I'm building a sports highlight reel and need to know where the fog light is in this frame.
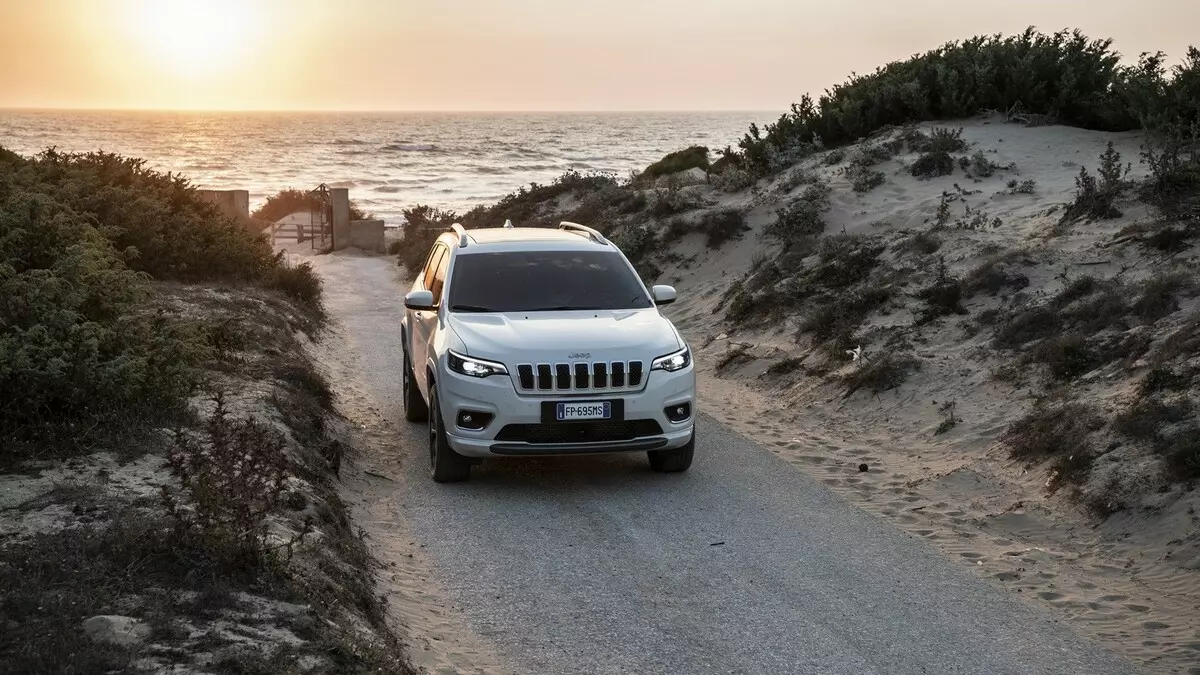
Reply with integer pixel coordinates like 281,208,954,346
456,410,493,430
665,403,691,423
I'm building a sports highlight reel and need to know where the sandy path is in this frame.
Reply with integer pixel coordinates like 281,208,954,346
310,250,1138,675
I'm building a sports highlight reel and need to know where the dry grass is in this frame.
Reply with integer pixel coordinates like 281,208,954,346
843,353,919,398
1003,402,1103,487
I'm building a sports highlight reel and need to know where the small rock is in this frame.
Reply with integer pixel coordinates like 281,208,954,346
82,615,150,647
858,463,869,473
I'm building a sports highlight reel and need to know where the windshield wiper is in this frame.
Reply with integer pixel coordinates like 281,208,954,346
450,304,497,313
524,305,607,312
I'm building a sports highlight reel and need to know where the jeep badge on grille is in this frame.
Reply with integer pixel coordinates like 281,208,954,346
568,352,591,360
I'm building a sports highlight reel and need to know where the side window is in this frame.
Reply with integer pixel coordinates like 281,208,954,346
428,250,450,302
421,245,446,291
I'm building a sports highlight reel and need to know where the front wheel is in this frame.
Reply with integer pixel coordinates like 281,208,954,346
648,433,695,473
429,385,471,483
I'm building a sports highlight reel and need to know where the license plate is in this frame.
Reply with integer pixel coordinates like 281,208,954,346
556,401,611,421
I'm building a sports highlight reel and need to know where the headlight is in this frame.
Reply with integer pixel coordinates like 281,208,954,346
447,351,508,378
651,347,691,372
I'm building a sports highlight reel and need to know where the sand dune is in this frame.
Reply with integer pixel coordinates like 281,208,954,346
646,118,1199,673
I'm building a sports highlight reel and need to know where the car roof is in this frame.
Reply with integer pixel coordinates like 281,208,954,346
444,226,611,253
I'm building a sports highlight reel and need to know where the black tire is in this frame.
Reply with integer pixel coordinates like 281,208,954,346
402,349,428,423
648,433,695,473
429,385,470,483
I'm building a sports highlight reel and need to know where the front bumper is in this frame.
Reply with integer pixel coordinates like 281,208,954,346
436,363,695,458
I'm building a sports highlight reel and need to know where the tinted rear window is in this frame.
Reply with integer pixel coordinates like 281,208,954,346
447,250,653,313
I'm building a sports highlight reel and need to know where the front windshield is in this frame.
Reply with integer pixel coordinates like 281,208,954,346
447,250,654,313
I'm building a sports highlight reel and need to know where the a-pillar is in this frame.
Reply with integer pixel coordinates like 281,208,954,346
330,188,351,250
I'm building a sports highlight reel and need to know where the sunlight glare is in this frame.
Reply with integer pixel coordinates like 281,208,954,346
129,0,259,78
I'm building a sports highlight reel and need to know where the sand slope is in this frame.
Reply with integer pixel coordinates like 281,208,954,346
652,118,1200,673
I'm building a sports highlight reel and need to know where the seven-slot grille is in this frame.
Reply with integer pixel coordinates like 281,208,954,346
517,361,644,391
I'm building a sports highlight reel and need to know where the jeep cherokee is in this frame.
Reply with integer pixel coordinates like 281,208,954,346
400,221,696,482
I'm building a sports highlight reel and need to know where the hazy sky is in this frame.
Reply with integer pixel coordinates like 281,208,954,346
0,0,1196,111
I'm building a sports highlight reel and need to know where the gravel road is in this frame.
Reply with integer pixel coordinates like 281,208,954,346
318,252,1138,675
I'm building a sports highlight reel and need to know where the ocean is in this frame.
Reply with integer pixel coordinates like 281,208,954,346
0,110,769,225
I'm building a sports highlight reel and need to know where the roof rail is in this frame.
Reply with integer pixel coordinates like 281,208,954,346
559,221,608,245
503,219,514,229
449,223,469,247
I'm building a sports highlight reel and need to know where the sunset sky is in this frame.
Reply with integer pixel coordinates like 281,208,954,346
1,0,1196,112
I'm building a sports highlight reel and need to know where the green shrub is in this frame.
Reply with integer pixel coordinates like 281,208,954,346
965,151,1003,178
395,205,458,277
737,29,1195,175
698,209,749,249
914,127,968,153
851,168,886,192
269,256,324,313
0,190,206,449
0,149,324,455
1060,142,1129,222
459,170,618,229
768,183,831,241
911,151,956,178
21,150,275,281
642,146,710,180
1002,178,1038,194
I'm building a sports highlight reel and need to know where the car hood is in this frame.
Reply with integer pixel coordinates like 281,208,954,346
447,309,682,364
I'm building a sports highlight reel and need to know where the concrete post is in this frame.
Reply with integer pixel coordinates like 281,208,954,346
330,188,350,251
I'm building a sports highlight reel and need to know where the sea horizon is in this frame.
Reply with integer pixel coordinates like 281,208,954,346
1,109,771,224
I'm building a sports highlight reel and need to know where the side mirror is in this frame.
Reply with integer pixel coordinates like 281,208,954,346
651,285,677,306
404,289,436,310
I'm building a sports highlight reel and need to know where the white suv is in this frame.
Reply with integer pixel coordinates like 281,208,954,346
400,221,696,482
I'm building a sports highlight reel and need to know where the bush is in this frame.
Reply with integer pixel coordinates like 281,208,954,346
14,150,275,281
1002,178,1038,194
960,251,1032,297
712,166,755,192
0,189,208,450
1060,142,1129,222
737,29,1189,175
902,231,942,255
914,127,968,153
768,183,831,241
459,170,618,229
965,151,1003,178
1003,402,1102,474
269,256,324,313
850,168,886,193
252,187,371,223
916,257,966,323
843,353,918,398
642,146,709,180
162,393,303,567
395,205,458,276
0,146,329,459
911,151,956,178
698,209,749,249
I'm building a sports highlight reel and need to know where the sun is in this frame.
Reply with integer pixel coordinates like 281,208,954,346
128,0,258,78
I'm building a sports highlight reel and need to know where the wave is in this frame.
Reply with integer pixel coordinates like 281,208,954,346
382,143,438,152
373,186,404,193
332,138,368,146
